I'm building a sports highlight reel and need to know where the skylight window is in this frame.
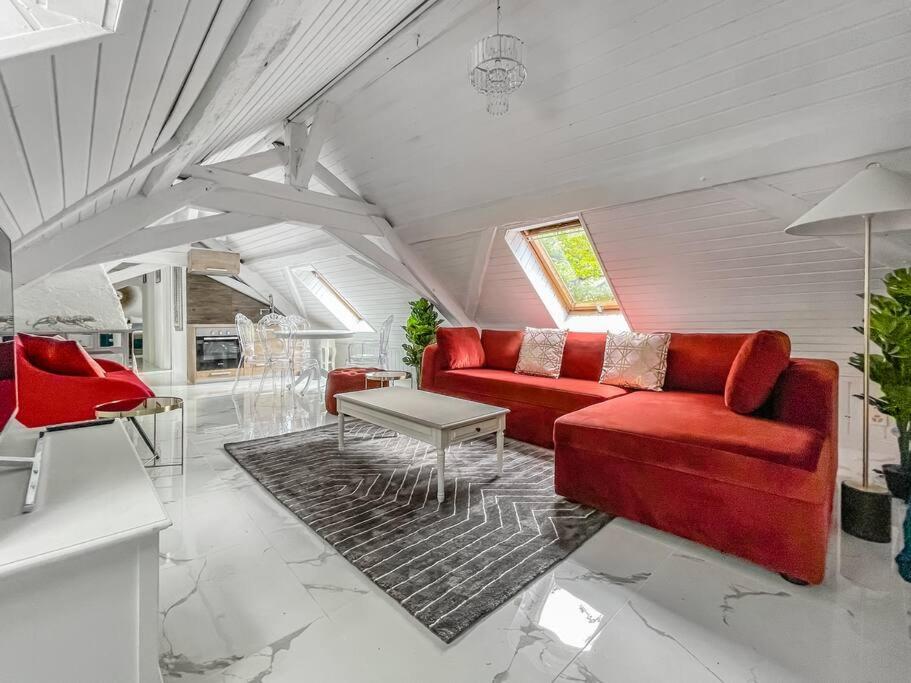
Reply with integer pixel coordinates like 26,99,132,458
522,221,617,313
291,266,373,333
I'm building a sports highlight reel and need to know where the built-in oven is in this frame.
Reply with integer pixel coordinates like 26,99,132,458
188,325,242,383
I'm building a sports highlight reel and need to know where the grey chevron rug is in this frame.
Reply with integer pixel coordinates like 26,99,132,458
223,420,611,643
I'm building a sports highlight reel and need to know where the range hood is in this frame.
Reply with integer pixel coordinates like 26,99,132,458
187,248,241,276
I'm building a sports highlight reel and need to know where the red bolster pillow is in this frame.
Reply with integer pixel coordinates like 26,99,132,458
725,330,791,414
436,327,485,370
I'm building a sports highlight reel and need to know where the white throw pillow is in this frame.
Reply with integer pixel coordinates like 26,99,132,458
515,327,568,379
599,331,671,391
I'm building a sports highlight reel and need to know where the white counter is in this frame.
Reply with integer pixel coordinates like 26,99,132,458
0,420,171,682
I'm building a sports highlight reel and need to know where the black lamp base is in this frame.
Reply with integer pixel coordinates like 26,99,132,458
841,480,891,543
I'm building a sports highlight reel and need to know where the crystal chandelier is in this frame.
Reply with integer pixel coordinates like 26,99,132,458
468,1,526,116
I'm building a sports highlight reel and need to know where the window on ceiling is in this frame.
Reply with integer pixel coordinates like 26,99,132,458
291,266,373,333
522,220,618,313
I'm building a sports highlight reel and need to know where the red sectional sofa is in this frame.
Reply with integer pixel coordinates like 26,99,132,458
14,333,154,428
421,329,839,584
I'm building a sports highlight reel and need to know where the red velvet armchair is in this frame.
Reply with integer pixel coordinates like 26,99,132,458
15,333,153,428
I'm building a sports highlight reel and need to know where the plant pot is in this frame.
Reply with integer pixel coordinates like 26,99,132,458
880,464,911,501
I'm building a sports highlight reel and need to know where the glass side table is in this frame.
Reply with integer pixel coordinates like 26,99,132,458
365,370,412,388
95,396,184,473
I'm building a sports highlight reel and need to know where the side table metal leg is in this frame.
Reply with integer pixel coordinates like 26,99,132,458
128,416,156,456
153,412,160,461
338,412,345,452
436,448,446,503
180,405,185,474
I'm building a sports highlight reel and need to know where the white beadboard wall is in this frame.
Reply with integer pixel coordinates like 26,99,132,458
0,0,244,238
309,256,416,372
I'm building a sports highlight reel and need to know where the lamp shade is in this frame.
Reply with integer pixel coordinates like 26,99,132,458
786,164,911,237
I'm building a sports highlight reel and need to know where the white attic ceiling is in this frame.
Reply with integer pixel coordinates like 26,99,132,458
0,0,426,242
313,0,911,241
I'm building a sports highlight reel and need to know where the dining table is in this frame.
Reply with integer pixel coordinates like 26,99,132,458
278,328,356,390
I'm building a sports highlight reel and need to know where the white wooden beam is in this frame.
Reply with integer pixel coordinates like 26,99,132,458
285,101,337,189
109,263,167,285
206,147,286,176
304,163,474,325
183,164,382,234
114,250,189,268
184,165,378,216
465,226,496,320
312,163,361,201
14,178,214,286
289,0,488,122
372,217,473,326
13,139,179,252
143,0,304,195
198,189,382,236
321,227,429,299
69,213,275,270
283,266,307,315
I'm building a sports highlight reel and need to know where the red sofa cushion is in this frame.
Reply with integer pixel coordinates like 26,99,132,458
18,333,105,378
434,367,627,413
436,327,485,370
554,391,825,477
560,332,606,381
0,339,13,379
725,331,791,414
481,329,523,370
663,333,749,393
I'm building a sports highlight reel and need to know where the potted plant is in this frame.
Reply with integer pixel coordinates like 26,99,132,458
849,267,911,499
401,298,442,388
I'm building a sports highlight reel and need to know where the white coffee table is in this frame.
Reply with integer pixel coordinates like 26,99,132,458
335,388,509,502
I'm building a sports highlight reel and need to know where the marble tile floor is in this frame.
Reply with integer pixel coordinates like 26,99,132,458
143,382,911,682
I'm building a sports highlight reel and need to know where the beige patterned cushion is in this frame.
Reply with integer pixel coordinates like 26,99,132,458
515,327,568,378
599,331,671,391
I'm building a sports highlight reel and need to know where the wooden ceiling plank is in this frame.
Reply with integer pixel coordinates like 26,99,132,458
86,0,150,194
108,0,189,179
143,0,306,196
1,53,64,220
53,39,99,208
133,0,221,164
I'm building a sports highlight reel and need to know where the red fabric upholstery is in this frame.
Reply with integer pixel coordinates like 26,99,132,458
436,327,485,370
18,332,105,377
663,332,749,393
725,331,791,414
423,329,838,583
14,336,154,428
436,368,627,413
0,342,13,427
560,332,606,381
325,367,383,415
0,378,14,430
0,340,13,379
480,329,523,370
554,391,824,475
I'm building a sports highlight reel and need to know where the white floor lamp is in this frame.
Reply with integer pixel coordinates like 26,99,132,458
786,162,911,543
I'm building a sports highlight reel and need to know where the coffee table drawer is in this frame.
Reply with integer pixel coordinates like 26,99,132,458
448,418,501,443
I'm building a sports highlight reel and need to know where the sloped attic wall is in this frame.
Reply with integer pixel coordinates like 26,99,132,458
248,253,419,372
410,149,911,373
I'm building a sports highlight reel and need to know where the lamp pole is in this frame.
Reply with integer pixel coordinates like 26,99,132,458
862,214,871,488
